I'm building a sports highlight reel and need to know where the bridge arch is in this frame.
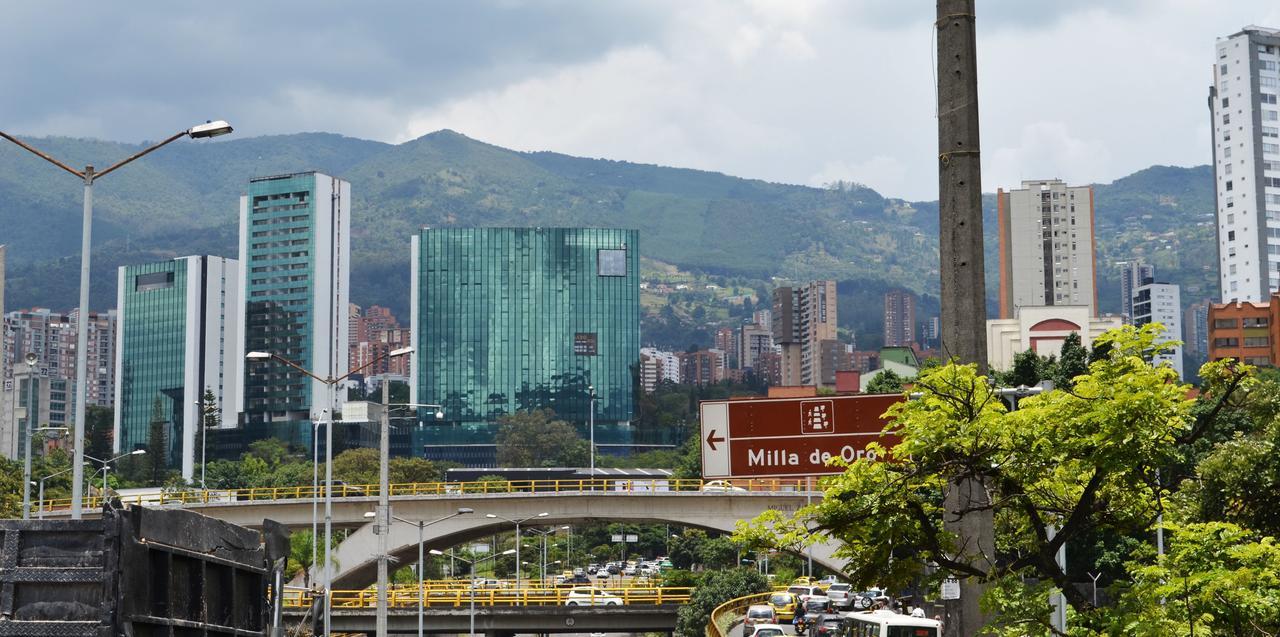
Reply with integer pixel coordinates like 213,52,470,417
323,492,843,588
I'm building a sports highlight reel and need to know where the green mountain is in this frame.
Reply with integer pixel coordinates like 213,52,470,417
0,130,1214,348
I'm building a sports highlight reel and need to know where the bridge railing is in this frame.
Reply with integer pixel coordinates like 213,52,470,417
281,586,693,608
707,591,773,637
34,477,816,514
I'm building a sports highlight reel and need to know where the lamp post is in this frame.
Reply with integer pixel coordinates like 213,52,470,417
587,385,596,479
37,465,74,519
431,548,514,637
84,449,147,500
524,527,560,585
366,507,472,637
245,345,412,636
22,419,68,520
484,512,547,585
1,120,234,520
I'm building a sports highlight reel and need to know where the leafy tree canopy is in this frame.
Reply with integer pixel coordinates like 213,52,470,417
494,409,589,467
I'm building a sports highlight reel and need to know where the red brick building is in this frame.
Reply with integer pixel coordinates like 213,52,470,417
1208,296,1278,366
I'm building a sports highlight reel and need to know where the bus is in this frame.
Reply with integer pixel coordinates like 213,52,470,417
840,610,940,637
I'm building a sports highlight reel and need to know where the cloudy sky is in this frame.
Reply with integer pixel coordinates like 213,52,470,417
2,1,1278,200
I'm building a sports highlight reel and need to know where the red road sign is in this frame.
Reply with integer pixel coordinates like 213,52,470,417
700,394,904,479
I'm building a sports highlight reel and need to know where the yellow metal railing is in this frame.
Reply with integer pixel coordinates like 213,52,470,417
281,586,693,608
707,591,772,637
34,477,814,514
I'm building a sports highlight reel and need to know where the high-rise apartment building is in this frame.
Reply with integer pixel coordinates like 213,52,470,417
1119,261,1157,322
1211,26,1280,301
2,308,115,408
1132,281,1184,379
0,360,70,460
739,322,774,372
1184,299,1212,355
997,179,1097,317
237,172,351,433
412,228,639,465
772,281,839,387
714,328,737,369
883,289,916,347
639,347,680,392
114,256,240,479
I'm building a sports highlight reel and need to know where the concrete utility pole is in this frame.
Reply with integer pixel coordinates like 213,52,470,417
935,1,991,636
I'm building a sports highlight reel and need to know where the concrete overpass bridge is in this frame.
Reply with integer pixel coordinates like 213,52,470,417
37,478,842,585
286,605,682,636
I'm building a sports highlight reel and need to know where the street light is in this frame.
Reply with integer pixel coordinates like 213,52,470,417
22,423,68,520
524,526,563,585
246,345,412,636
587,385,597,478
84,449,146,500
364,507,472,637
430,548,515,637
485,512,547,584
1,120,233,520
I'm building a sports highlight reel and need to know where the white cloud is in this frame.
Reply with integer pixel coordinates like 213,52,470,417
985,122,1112,190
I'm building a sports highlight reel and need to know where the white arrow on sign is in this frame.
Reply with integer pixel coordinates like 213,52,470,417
700,402,730,478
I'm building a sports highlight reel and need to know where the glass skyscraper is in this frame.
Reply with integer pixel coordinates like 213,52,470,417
411,228,639,465
237,172,350,438
114,256,239,479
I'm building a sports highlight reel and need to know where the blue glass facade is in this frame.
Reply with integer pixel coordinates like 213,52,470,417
413,228,640,465
116,260,188,464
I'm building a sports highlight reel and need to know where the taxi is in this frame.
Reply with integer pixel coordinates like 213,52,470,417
767,591,799,622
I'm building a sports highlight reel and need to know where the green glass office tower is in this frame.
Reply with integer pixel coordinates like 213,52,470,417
114,256,240,480
411,228,639,465
238,172,350,436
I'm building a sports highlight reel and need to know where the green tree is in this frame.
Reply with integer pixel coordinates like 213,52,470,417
331,448,380,485
736,325,1251,631
85,405,113,461
1002,348,1048,387
494,410,589,467
1051,332,1089,390
864,369,904,394
1189,415,1280,537
389,457,446,483
674,568,768,637
1110,521,1280,635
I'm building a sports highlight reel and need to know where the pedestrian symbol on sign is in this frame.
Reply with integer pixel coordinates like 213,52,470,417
800,400,834,434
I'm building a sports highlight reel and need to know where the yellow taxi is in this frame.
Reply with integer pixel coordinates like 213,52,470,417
767,591,799,622
791,576,815,585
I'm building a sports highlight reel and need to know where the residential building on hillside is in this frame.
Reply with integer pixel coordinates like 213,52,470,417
64,309,116,408
1208,295,1278,366
883,290,916,347
237,172,351,445
0,359,70,460
997,179,1097,317
1119,261,1156,322
714,328,737,369
348,305,409,377
987,306,1122,372
114,256,240,479
639,349,681,393
679,349,723,386
754,350,782,386
412,228,639,465
1132,281,1184,379
739,322,773,372
1210,26,1280,302
1184,299,1212,355
773,280,839,387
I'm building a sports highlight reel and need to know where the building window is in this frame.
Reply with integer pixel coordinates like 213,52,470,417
1215,318,1239,329
1263,94,1278,105
1244,317,1270,327
1214,337,1240,347
1227,180,1234,191
1222,97,1230,108
597,249,627,276
1223,113,1231,125
1245,336,1271,348
135,271,175,292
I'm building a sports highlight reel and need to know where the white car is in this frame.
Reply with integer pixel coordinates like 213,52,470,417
595,569,611,579
565,586,622,606
701,480,747,493
747,624,787,637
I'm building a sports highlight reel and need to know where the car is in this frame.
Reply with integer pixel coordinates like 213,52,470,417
786,585,826,603
622,565,637,576
826,582,854,608
573,567,586,576
791,576,816,585
564,586,622,606
817,575,840,586
606,564,620,574
744,604,776,634
800,596,833,617
850,587,892,611
701,479,747,492
813,613,845,636
560,574,591,586
767,591,799,622
748,623,787,637
595,569,611,580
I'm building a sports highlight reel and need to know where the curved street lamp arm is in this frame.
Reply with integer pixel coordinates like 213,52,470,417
0,131,85,179
94,130,188,180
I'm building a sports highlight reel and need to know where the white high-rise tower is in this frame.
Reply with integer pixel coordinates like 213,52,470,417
1212,26,1280,302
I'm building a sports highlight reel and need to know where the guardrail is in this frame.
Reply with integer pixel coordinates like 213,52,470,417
281,586,693,608
34,477,815,515
388,579,672,592
707,591,772,637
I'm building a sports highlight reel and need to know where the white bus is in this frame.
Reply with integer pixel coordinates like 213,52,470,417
840,610,940,637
